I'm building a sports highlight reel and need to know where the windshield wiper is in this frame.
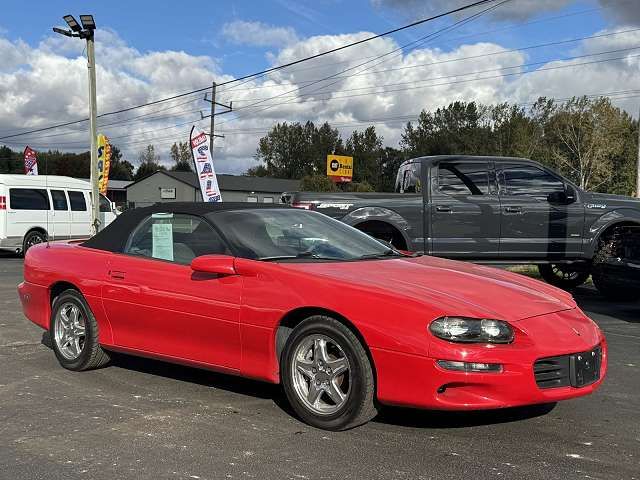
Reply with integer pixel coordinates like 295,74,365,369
358,249,403,260
258,252,340,261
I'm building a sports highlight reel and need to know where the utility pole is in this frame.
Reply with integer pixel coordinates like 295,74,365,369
53,15,99,234
202,83,232,156
637,103,640,198
87,32,99,233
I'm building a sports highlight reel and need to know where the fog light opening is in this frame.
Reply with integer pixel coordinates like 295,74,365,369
437,360,502,373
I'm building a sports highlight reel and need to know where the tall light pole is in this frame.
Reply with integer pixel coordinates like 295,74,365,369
53,14,100,234
637,103,640,198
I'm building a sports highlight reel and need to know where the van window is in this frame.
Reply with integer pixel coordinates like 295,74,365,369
68,191,87,211
9,188,50,210
100,194,112,213
50,190,68,210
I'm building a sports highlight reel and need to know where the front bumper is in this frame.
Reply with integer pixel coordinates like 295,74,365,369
371,308,607,410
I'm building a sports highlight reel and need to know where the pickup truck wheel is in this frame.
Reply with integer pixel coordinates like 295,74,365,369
592,269,639,302
537,264,590,290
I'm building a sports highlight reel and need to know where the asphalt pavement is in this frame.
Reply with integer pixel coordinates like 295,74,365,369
1,252,638,480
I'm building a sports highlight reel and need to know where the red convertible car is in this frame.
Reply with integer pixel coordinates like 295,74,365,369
18,203,606,430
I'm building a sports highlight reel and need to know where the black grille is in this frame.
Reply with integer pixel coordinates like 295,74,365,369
534,347,602,389
534,355,571,389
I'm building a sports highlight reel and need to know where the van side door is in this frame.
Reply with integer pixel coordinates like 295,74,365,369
49,189,71,239
67,190,91,238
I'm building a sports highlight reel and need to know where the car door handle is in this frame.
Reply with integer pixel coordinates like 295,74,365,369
504,206,522,214
436,206,452,213
109,270,126,280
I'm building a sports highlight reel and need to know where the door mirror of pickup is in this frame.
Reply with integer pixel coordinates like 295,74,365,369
547,188,576,205
191,255,236,275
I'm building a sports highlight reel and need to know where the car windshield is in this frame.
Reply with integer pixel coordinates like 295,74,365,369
207,209,401,261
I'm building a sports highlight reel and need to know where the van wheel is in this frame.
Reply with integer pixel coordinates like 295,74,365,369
538,264,590,290
22,230,47,254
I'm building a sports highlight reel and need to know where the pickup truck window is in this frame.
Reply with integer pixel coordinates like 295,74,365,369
438,163,489,195
395,162,421,193
501,164,564,198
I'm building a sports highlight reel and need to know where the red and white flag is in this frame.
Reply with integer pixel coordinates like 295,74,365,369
24,146,38,175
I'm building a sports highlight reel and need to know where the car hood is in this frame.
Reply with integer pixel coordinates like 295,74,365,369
585,191,640,208
279,256,576,322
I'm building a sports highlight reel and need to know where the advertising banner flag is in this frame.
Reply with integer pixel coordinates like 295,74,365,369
97,134,112,195
24,146,38,175
190,126,222,203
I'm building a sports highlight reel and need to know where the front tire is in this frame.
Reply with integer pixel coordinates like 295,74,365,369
50,289,110,371
592,269,639,302
538,264,590,290
281,316,377,430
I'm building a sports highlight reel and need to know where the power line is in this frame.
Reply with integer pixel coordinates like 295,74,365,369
0,0,499,142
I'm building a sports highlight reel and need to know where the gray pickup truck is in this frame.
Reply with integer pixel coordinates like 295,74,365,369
288,155,640,299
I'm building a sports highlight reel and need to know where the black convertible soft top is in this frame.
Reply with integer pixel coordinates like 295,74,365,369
82,202,289,253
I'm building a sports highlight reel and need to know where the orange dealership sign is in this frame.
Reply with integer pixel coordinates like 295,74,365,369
326,154,353,182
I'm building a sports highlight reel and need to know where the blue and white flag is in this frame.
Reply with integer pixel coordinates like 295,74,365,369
190,127,222,203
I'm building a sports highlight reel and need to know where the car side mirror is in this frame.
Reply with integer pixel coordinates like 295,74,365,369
191,255,237,275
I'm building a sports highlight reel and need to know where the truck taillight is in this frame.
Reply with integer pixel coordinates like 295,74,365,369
291,202,315,210
0,196,5,210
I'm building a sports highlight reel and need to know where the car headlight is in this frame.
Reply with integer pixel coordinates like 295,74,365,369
429,317,514,344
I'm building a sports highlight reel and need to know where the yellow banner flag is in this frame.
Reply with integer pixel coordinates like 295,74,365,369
97,134,111,195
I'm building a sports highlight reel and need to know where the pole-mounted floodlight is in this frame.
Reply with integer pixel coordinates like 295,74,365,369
52,14,100,235
52,27,74,37
79,15,96,30
63,14,82,32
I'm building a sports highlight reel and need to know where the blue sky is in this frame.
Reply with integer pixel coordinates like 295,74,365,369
0,0,610,76
0,0,638,172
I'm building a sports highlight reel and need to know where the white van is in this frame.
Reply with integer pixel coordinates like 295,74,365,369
0,175,118,254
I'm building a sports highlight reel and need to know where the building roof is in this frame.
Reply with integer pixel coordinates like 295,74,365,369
127,170,300,193
79,178,133,190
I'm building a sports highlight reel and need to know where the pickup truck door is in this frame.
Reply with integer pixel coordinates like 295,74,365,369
429,160,501,259
497,162,584,259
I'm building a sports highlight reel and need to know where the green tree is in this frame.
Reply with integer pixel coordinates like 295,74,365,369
169,141,193,172
345,126,384,187
135,145,165,180
300,174,337,192
108,145,134,180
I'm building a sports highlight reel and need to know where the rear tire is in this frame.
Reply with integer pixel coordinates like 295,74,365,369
592,269,639,302
50,289,110,371
538,264,590,290
22,230,47,255
281,316,377,431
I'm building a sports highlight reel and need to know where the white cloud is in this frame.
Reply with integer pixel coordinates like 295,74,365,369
1,26,638,175
221,20,299,48
371,0,573,22
372,0,640,25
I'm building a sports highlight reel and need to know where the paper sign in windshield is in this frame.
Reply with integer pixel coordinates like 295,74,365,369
152,223,174,261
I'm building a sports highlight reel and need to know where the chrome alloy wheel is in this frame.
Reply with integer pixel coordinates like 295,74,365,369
291,334,351,415
54,302,86,360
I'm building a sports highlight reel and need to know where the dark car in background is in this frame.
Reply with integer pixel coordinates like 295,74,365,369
289,155,640,299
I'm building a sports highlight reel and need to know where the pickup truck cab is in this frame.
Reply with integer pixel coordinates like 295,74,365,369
290,155,640,297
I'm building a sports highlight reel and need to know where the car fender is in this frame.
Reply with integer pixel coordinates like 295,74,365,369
585,208,640,257
341,207,412,246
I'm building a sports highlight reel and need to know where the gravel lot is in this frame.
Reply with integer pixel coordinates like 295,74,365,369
1,252,638,480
